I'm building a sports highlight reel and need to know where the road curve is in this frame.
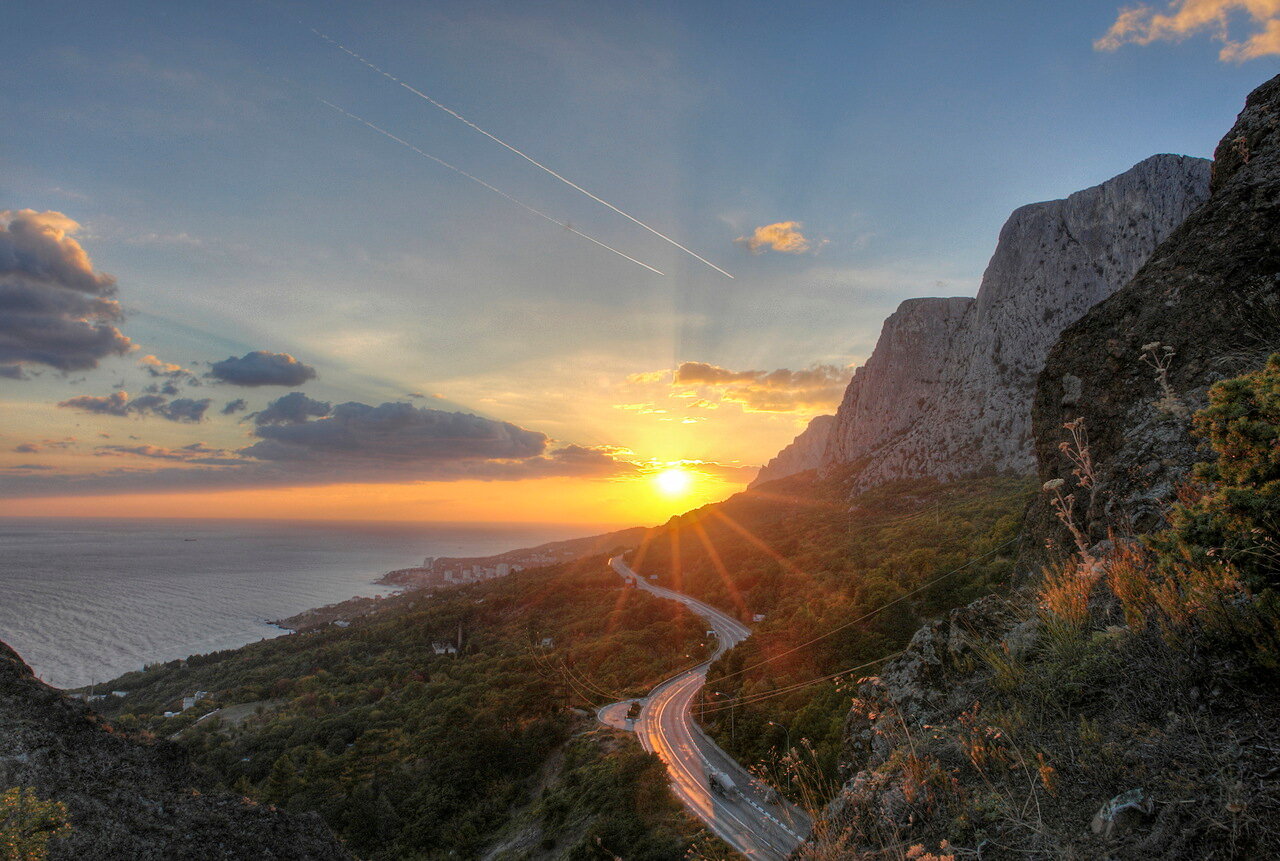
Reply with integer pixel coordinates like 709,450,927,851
605,556,810,860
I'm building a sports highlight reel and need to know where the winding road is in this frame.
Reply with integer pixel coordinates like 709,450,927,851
599,557,810,860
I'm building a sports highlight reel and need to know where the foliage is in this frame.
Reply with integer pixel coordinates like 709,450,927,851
1162,353,1280,591
94,556,709,860
521,730,708,860
0,788,70,861
633,475,1031,797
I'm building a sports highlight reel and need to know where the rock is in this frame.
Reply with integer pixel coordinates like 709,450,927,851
1090,788,1155,838
1002,617,1042,661
1029,74,1280,550
750,414,836,487
0,639,351,860
811,154,1211,494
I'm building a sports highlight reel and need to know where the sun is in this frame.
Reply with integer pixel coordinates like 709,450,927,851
653,466,694,497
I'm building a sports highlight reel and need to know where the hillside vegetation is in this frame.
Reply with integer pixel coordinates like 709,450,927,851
627,473,1032,793
803,357,1280,859
92,556,716,860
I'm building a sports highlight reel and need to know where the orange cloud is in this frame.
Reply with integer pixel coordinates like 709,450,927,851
734,221,816,254
672,361,850,413
1096,0,1280,61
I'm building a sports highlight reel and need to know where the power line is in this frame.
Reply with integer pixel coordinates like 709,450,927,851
698,652,903,716
709,535,1020,684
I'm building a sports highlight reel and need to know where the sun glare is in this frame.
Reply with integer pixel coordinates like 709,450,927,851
654,467,694,497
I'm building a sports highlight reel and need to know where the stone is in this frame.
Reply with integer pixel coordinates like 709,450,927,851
1029,73,1280,548
750,414,836,487
1090,788,1155,838
807,154,1211,494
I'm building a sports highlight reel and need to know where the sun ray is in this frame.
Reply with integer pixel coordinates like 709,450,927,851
689,517,751,621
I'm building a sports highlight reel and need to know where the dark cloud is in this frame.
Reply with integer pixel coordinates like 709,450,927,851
221,398,248,415
4,396,645,497
207,351,317,387
0,209,133,373
243,401,547,463
57,391,211,423
251,392,332,426
59,391,131,416
12,439,74,454
144,380,182,396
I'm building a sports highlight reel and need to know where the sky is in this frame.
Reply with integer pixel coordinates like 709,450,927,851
1,0,1277,526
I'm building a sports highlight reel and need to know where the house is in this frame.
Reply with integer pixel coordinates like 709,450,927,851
431,642,458,655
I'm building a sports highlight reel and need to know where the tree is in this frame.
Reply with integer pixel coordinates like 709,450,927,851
1166,353,1280,590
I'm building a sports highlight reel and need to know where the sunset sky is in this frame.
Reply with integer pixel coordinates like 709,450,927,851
2,0,1277,526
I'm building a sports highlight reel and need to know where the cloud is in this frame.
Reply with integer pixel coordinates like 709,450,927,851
12,439,74,454
250,392,332,426
242,401,548,464
139,354,200,393
0,209,133,373
671,361,850,413
57,390,212,423
1096,0,1280,60
734,221,818,254
221,398,248,415
95,442,244,465
0,399,638,497
207,350,317,387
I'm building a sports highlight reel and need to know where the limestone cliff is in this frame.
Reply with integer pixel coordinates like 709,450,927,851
1028,73,1280,547
749,414,835,487
818,154,1212,493
0,640,350,860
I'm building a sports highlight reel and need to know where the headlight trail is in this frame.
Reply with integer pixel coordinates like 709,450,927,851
319,99,664,275
311,28,734,279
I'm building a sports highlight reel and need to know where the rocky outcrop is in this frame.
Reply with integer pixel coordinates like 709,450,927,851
818,154,1212,493
823,297,973,468
750,414,835,487
1029,74,1280,547
0,640,350,860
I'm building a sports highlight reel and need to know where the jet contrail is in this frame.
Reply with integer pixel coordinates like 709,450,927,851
320,100,664,276
310,28,734,279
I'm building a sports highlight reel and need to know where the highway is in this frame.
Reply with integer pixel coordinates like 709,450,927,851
602,557,811,860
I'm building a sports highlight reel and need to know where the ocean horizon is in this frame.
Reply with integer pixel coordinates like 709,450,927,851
0,517,611,689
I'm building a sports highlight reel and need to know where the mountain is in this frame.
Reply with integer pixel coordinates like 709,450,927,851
0,640,350,860
802,76,1280,861
1029,74,1280,546
755,154,1213,492
748,414,835,487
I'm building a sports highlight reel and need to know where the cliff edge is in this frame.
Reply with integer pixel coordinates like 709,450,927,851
0,640,350,860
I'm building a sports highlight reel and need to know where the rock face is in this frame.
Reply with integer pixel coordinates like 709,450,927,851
1029,74,1280,547
816,154,1211,493
0,640,350,860
750,414,835,487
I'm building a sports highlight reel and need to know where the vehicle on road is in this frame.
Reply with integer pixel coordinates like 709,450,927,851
708,769,737,797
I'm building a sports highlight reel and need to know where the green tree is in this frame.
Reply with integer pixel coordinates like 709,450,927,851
0,787,70,861
1166,353,1280,590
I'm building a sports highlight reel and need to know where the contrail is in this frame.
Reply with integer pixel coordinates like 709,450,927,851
310,29,734,279
319,100,664,276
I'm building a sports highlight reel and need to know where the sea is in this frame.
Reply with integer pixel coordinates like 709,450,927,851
0,518,599,689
